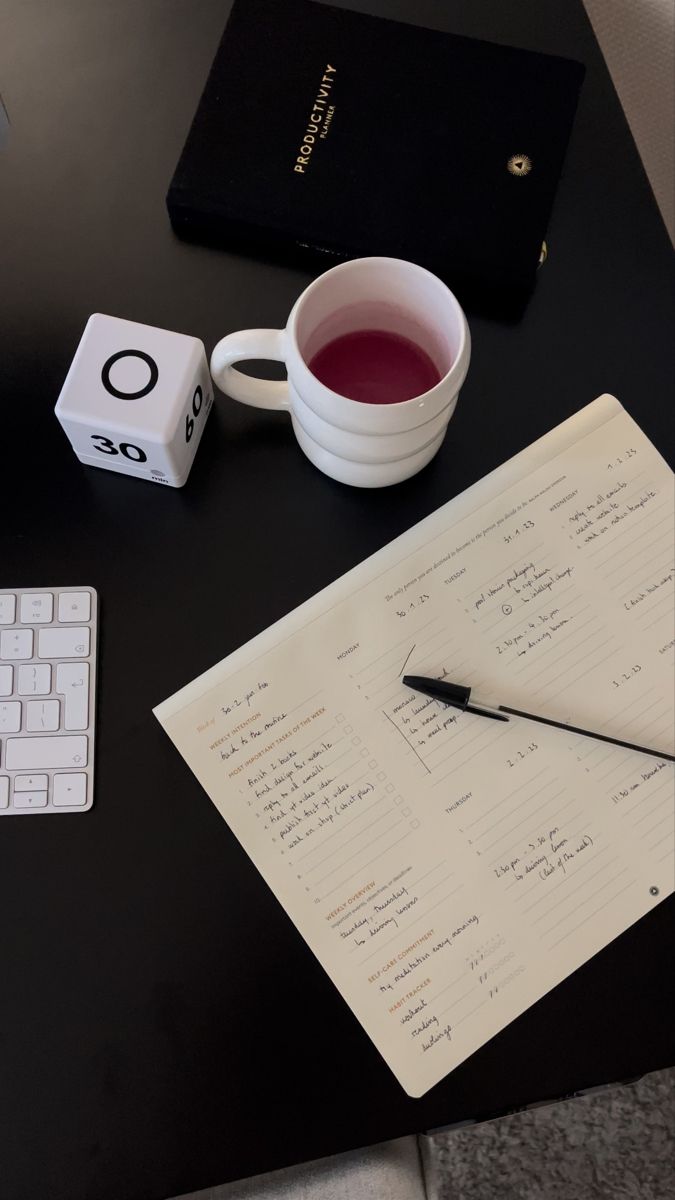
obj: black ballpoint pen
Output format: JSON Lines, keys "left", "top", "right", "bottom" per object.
{"left": 402, "top": 675, "right": 675, "bottom": 763}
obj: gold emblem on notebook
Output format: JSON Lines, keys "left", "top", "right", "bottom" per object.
{"left": 507, "top": 154, "right": 532, "bottom": 176}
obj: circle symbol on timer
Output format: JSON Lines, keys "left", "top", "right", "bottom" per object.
{"left": 101, "top": 349, "right": 159, "bottom": 400}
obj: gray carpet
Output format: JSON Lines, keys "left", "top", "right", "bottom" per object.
{"left": 174, "top": 1070, "right": 674, "bottom": 1199}
{"left": 424, "top": 1067, "right": 675, "bottom": 1200}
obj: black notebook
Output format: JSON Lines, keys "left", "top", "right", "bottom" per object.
{"left": 167, "top": 0, "right": 585, "bottom": 299}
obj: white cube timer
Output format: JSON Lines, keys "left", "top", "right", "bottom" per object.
{"left": 55, "top": 314, "right": 213, "bottom": 486}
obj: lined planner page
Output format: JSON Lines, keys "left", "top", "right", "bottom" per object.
{"left": 155, "top": 395, "right": 674, "bottom": 1096}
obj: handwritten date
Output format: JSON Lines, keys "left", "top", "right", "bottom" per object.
{"left": 610, "top": 664, "right": 642, "bottom": 688}
{"left": 506, "top": 742, "right": 539, "bottom": 768}
{"left": 396, "top": 594, "right": 430, "bottom": 618}
{"left": 503, "top": 519, "right": 535, "bottom": 545}
{"left": 606, "top": 448, "right": 637, "bottom": 469}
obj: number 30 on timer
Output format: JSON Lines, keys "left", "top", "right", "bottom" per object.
{"left": 90, "top": 385, "right": 204, "bottom": 462}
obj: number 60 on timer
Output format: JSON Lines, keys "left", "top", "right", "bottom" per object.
{"left": 55, "top": 314, "right": 212, "bottom": 486}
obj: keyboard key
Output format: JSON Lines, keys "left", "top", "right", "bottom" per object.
{"left": 26, "top": 699, "right": 60, "bottom": 732}
{"left": 20, "top": 592, "right": 53, "bottom": 624}
{"left": 17, "top": 664, "right": 51, "bottom": 695}
{"left": 5, "top": 735, "right": 88, "bottom": 770}
{"left": 13, "top": 791, "right": 48, "bottom": 808}
{"left": 53, "top": 773, "right": 87, "bottom": 807}
{"left": 58, "top": 591, "right": 91, "bottom": 622}
{"left": 38, "top": 627, "right": 90, "bottom": 659}
{"left": 56, "top": 662, "right": 89, "bottom": 730}
{"left": 1, "top": 628, "right": 33, "bottom": 659}
{"left": 14, "top": 774, "right": 48, "bottom": 791}
{"left": 0, "top": 595, "right": 16, "bottom": 624}
{"left": 0, "top": 585, "right": 97, "bottom": 816}
{"left": 0, "top": 702, "right": 21, "bottom": 733}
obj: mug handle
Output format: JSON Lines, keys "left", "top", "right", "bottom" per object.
{"left": 210, "top": 329, "right": 290, "bottom": 411}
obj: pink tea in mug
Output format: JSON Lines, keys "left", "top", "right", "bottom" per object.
{"left": 308, "top": 328, "right": 442, "bottom": 405}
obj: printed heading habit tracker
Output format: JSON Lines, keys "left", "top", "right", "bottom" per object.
{"left": 155, "top": 395, "right": 674, "bottom": 1097}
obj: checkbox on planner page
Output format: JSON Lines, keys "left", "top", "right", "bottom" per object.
{"left": 386, "top": 783, "right": 395, "bottom": 793}
{"left": 402, "top": 806, "right": 411, "bottom": 816}
{"left": 343, "top": 723, "right": 353, "bottom": 733}
{"left": 368, "top": 758, "right": 378, "bottom": 769}
{"left": 410, "top": 819, "right": 420, "bottom": 829}
{"left": 377, "top": 771, "right": 386, "bottom": 781}
{"left": 335, "top": 713, "right": 345, "bottom": 722}
{"left": 351, "top": 735, "right": 361, "bottom": 745}
{"left": 393, "top": 794, "right": 404, "bottom": 804}
{"left": 360, "top": 747, "right": 370, "bottom": 758}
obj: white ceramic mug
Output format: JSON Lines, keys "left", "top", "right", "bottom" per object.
{"left": 210, "top": 257, "right": 471, "bottom": 487}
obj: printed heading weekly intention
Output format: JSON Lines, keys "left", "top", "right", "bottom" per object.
{"left": 154, "top": 395, "right": 674, "bottom": 1097}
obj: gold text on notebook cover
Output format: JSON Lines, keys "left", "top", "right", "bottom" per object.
{"left": 294, "top": 64, "right": 337, "bottom": 173}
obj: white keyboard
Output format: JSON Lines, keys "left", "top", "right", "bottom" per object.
{"left": 0, "top": 587, "right": 97, "bottom": 815}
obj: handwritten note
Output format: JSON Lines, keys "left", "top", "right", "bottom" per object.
{"left": 155, "top": 396, "right": 674, "bottom": 1096}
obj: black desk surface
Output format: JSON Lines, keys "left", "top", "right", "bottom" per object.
{"left": 1, "top": 2, "right": 673, "bottom": 1199}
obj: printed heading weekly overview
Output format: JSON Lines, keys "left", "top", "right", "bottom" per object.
{"left": 155, "top": 395, "right": 674, "bottom": 1096}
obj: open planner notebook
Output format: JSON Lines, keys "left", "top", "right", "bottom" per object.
{"left": 155, "top": 395, "right": 674, "bottom": 1097}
